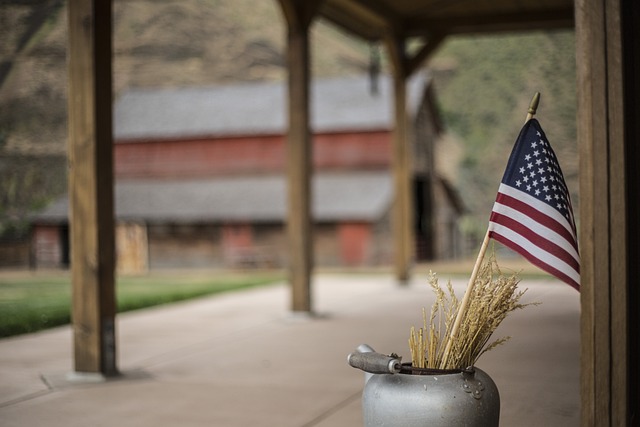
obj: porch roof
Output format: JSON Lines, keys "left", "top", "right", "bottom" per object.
{"left": 318, "top": 0, "right": 573, "bottom": 41}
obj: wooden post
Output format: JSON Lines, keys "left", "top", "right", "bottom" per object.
{"left": 623, "top": 0, "right": 640, "bottom": 418}
{"left": 385, "top": 35, "right": 413, "bottom": 284}
{"left": 392, "top": 72, "right": 413, "bottom": 283}
{"left": 287, "top": 24, "right": 312, "bottom": 312}
{"left": 576, "top": 0, "right": 639, "bottom": 423}
{"left": 67, "top": 0, "right": 117, "bottom": 375}
{"left": 383, "top": 33, "right": 444, "bottom": 285}
{"left": 278, "top": 0, "right": 322, "bottom": 312}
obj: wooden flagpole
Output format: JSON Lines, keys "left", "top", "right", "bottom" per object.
{"left": 439, "top": 92, "right": 540, "bottom": 369}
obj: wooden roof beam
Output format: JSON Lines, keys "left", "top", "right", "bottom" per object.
{"left": 405, "top": 33, "right": 446, "bottom": 77}
{"left": 385, "top": 32, "right": 445, "bottom": 79}
{"left": 404, "top": 8, "right": 575, "bottom": 36}
{"left": 320, "top": 0, "right": 404, "bottom": 40}
{"left": 278, "top": 0, "right": 324, "bottom": 31}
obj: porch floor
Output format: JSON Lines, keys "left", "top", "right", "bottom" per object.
{"left": 0, "top": 269, "right": 579, "bottom": 426}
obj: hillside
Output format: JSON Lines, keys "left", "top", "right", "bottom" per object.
{"left": 431, "top": 31, "right": 577, "bottom": 235}
{"left": 0, "top": 0, "right": 576, "bottom": 242}
{"left": 0, "top": 0, "right": 371, "bottom": 155}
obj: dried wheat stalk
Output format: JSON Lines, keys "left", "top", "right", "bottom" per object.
{"left": 409, "top": 253, "right": 536, "bottom": 370}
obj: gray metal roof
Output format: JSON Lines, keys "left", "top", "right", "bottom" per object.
{"left": 114, "top": 74, "right": 429, "bottom": 140}
{"left": 33, "top": 172, "right": 392, "bottom": 223}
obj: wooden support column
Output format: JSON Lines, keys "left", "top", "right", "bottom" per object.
{"left": 278, "top": 0, "right": 322, "bottom": 312}
{"left": 384, "top": 36, "right": 412, "bottom": 284}
{"left": 384, "top": 34, "right": 443, "bottom": 284}
{"left": 287, "top": 25, "right": 312, "bottom": 312}
{"left": 67, "top": 0, "right": 117, "bottom": 375}
{"left": 624, "top": 1, "right": 640, "bottom": 418}
{"left": 576, "top": 0, "right": 639, "bottom": 423}
{"left": 392, "top": 73, "right": 413, "bottom": 283}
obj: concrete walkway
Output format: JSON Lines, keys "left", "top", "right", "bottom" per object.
{"left": 0, "top": 273, "right": 580, "bottom": 426}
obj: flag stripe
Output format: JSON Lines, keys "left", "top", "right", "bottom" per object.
{"left": 490, "top": 231, "right": 580, "bottom": 291}
{"left": 489, "top": 211, "right": 580, "bottom": 272}
{"left": 490, "top": 223, "right": 580, "bottom": 289}
{"left": 491, "top": 199, "right": 579, "bottom": 262}
{"left": 497, "top": 184, "right": 578, "bottom": 242}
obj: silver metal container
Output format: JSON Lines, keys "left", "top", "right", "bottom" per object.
{"left": 362, "top": 367, "right": 500, "bottom": 427}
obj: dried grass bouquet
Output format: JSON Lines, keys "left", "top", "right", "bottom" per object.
{"left": 409, "top": 253, "right": 537, "bottom": 370}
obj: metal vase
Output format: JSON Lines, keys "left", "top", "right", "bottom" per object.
{"left": 362, "top": 367, "right": 500, "bottom": 427}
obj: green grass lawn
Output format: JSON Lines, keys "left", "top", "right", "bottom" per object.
{"left": 0, "top": 270, "right": 284, "bottom": 338}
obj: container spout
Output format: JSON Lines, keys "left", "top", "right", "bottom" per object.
{"left": 347, "top": 345, "right": 402, "bottom": 374}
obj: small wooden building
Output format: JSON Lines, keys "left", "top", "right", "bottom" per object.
{"left": 31, "top": 74, "right": 463, "bottom": 272}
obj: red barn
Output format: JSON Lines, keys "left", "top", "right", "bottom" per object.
{"left": 32, "top": 74, "right": 463, "bottom": 272}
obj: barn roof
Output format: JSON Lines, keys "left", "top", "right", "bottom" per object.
{"left": 114, "top": 74, "right": 430, "bottom": 141}
{"left": 33, "top": 172, "right": 392, "bottom": 224}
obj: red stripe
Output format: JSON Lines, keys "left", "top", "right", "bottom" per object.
{"left": 490, "top": 232, "right": 580, "bottom": 291}
{"left": 495, "top": 192, "right": 579, "bottom": 253}
{"left": 489, "top": 212, "right": 580, "bottom": 272}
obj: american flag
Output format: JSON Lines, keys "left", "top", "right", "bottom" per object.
{"left": 488, "top": 119, "right": 580, "bottom": 290}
